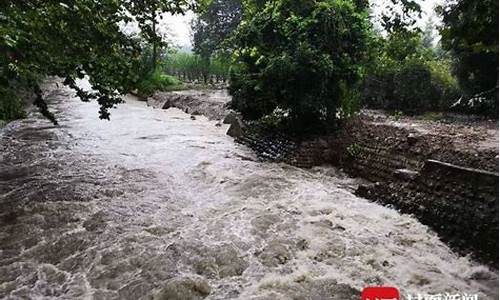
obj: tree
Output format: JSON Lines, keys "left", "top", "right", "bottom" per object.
{"left": 438, "top": 0, "right": 498, "bottom": 96}
{"left": 191, "top": 0, "right": 243, "bottom": 59}
{"left": 361, "top": 29, "right": 460, "bottom": 114}
{"left": 0, "top": 0, "right": 199, "bottom": 123}
{"left": 378, "top": 0, "right": 422, "bottom": 34}
{"left": 190, "top": 0, "right": 242, "bottom": 83}
{"left": 126, "top": 1, "right": 192, "bottom": 71}
{"left": 229, "top": 0, "right": 371, "bottom": 133}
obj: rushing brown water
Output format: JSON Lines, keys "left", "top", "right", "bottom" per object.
{"left": 0, "top": 80, "right": 498, "bottom": 299}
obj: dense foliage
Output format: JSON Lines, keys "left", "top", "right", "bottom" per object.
{"left": 229, "top": 0, "right": 371, "bottom": 133}
{"left": 0, "top": 0, "right": 197, "bottom": 123}
{"left": 191, "top": 0, "right": 243, "bottom": 59}
{"left": 438, "top": 0, "right": 498, "bottom": 116}
{"left": 136, "top": 68, "right": 181, "bottom": 96}
{"left": 0, "top": 85, "right": 25, "bottom": 121}
{"left": 361, "top": 30, "right": 460, "bottom": 114}
{"left": 165, "top": 52, "right": 231, "bottom": 83}
{"left": 132, "top": 47, "right": 182, "bottom": 96}
{"left": 1, "top": 0, "right": 497, "bottom": 126}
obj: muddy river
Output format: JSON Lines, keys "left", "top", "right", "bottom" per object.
{"left": 0, "top": 80, "right": 497, "bottom": 299}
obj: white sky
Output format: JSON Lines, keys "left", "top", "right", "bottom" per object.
{"left": 160, "top": 11, "right": 196, "bottom": 50}
{"left": 161, "top": 0, "right": 443, "bottom": 49}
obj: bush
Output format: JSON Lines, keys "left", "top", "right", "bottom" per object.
{"left": 229, "top": 0, "right": 371, "bottom": 134}
{"left": 439, "top": 0, "right": 498, "bottom": 99}
{"left": 361, "top": 32, "right": 460, "bottom": 114}
{"left": 136, "top": 68, "right": 181, "bottom": 97}
{"left": 0, "top": 86, "right": 26, "bottom": 121}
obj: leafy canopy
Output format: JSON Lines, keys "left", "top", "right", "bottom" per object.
{"left": 0, "top": 0, "right": 202, "bottom": 123}
{"left": 192, "top": 0, "right": 243, "bottom": 59}
{"left": 360, "top": 17, "right": 461, "bottom": 114}
{"left": 438, "top": 0, "right": 499, "bottom": 96}
{"left": 229, "top": 0, "right": 371, "bottom": 133}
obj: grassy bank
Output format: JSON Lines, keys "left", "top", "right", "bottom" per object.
{"left": 135, "top": 68, "right": 185, "bottom": 98}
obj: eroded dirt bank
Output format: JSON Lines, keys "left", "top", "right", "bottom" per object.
{"left": 148, "top": 90, "right": 230, "bottom": 121}
{"left": 0, "top": 82, "right": 498, "bottom": 299}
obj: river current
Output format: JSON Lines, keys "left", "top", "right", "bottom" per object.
{"left": 0, "top": 80, "right": 497, "bottom": 299}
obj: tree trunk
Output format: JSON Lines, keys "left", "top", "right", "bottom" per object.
{"left": 151, "top": 11, "right": 157, "bottom": 71}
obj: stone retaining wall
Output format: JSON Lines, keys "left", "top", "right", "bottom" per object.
{"left": 146, "top": 92, "right": 498, "bottom": 266}
{"left": 234, "top": 120, "right": 499, "bottom": 267}
{"left": 357, "top": 160, "right": 499, "bottom": 266}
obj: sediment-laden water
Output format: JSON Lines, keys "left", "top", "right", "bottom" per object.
{"left": 0, "top": 80, "right": 497, "bottom": 299}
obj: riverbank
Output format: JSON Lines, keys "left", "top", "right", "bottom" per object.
{"left": 147, "top": 90, "right": 230, "bottom": 121}
{"left": 242, "top": 111, "right": 499, "bottom": 268}
{"left": 1, "top": 82, "right": 497, "bottom": 299}
{"left": 340, "top": 112, "right": 499, "bottom": 267}
{"left": 148, "top": 89, "right": 499, "bottom": 268}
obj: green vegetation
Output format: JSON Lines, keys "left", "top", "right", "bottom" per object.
{"left": 164, "top": 52, "right": 231, "bottom": 83}
{"left": 1, "top": 0, "right": 497, "bottom": 128}
{"left": 228, "top": 0, "right": 371, "bottom": 134}
{"left": 186, "top": 0, "right": 241, "bottom": 84}
{"left": 439, "top": 0, "right": 498, "bottom": 96}
{"left": 136, "top": 68, "right": 181, "bottom": 97}
{"left": 0, "top": 0, "right": 200, "bottom": 123}
{"left": 221, "top": 0, "right": 497, "bottom": 132}
{"left": 191, "top": 0, "right": 242, "bottom": 59}
{"left": 438, "top": 0, "right": 498, "bottom": 116}
{"left": 390, "top": 111, "right": 404, "bottom": 122}
{"left": 419, "top": 112, "right": 444, "bottom": 121}
{"left": 0, "top": 86, "right": 25, "bottom": 122}
{"left": 361, "top": 30, "right": 460, "bottom": 114}
{"left": 346, "top": 143, "right": 365, "bottom": 159}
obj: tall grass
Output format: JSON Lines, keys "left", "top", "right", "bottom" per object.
{"left": 164, "top": 52, "right": 231, "bottom": 84}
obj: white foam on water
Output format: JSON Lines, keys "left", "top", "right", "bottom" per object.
{"left": 0, "top": 81, "right": 497, "bottom": 299}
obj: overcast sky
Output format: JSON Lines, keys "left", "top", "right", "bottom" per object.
{"left": 161, "top": 0, "right": 443, "bottom": 49}
{"left": 159, "top": 11, "right": 196, "bottom": 50}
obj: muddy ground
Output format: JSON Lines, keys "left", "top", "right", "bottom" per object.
{"left": 358, "top": 110, "right": 499, "bottom": 172}
{"left": 148, "top": 90, "right": 230, "bottom": 121}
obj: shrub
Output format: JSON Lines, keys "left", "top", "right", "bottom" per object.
{"left": 390, "top": 110, "right": 403, "bottom": 121}
{"left": 136, "top": 68, "right": 181, "bottom": 97}
{"left": 439, "top": 0, "right": 498, "bottom": 99}
{"left": 347, "top": 143, "right": 365, "bottom": 158}
{"left": 361, "top": 31, "right": 460, "bottom": 114}
{"left": 0, "top": 86, "right": 26, "bottom": 121}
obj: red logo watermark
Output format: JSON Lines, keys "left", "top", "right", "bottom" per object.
{"left": 362, "top": 287, "right": 400, "bottom": 300}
